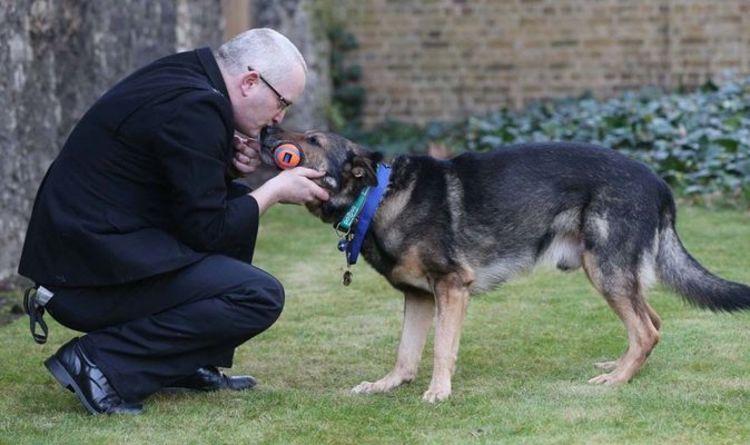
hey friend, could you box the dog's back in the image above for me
[375,143,671,290]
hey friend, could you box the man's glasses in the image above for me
[247,66,291,110]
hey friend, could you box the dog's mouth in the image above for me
[258,126,279,167]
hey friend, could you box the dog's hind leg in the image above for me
[352,290,434,395]
[593,293,661,373]
[423,272,472,402]
[645,301,662,331]
[583,251,660,385]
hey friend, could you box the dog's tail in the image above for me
[656,218,750,312]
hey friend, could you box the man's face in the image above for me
[233,64,305,139]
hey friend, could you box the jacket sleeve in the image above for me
[153,90,259,254]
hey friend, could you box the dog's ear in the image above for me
[352,154,378,186]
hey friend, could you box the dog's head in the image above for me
[259,126,384,223]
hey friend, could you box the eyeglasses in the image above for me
[247,66,292,110]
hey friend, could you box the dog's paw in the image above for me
[588,372,628,386]
[351,380,389,394]
[352,372,412,394]
[593,360,619,372]
[422,386,451,403]
[351,381,375,394]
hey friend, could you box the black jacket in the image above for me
[19,48,259,287]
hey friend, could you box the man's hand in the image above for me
[231,134,262,176]
[250,168,330,214]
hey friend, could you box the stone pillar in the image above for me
[253,0,332,131]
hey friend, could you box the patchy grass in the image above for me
[1,205,749,444]
[0,291,24,326]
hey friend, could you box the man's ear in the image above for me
[241,71,260,96]
[352,155,378,186]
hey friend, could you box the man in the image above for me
[18,28,329,415]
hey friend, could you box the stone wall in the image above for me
[252,0,332,131]
[341,0,750,126]
[0,0,223,287]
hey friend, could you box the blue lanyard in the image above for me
[345,164,391,266]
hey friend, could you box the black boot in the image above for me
[45,338,142,415]
[164,366,256,392]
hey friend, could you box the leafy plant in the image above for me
[328,28,365,134]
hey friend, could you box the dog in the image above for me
[259,126,750,402]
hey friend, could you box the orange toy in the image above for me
[273,143,303,169]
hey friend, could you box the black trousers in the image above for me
[45,255,285,402]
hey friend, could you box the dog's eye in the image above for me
[306,135,320,146]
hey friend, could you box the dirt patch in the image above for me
[0,294,24,326]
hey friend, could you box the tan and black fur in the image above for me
[260,126,750,402]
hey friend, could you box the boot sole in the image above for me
[161,380,256,393]
[45,356,100,415]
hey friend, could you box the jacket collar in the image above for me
[195,47,230,99]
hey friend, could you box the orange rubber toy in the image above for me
[273,143,303,169]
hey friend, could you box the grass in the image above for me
[1,205,749,444]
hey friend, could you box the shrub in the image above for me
[355,78,750,206]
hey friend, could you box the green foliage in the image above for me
[346,120,438,155]
[359,78,750,206]
[328,28,366,134]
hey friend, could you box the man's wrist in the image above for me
[248,179,280,215]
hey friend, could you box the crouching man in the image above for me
[19,28,328,414]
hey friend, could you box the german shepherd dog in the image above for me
[259,126,750,402]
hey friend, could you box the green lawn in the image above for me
[1,205,749,444]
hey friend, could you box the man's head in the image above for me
[215,28,307,138]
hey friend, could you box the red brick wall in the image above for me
[342,0,750,126]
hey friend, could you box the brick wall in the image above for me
[341,0,750,126]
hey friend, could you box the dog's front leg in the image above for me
[423,273,470,403]
[352,291,434,395]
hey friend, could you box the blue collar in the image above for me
[343,164,391,266]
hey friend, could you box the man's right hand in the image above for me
[249,168,330,214]
[231,135,262,176]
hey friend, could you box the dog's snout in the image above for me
[260,126,280,150]
[262,126,282,139]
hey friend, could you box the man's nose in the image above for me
[271,109,287,125]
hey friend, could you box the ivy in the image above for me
[327,29,365,134]
[356,78,750,207]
